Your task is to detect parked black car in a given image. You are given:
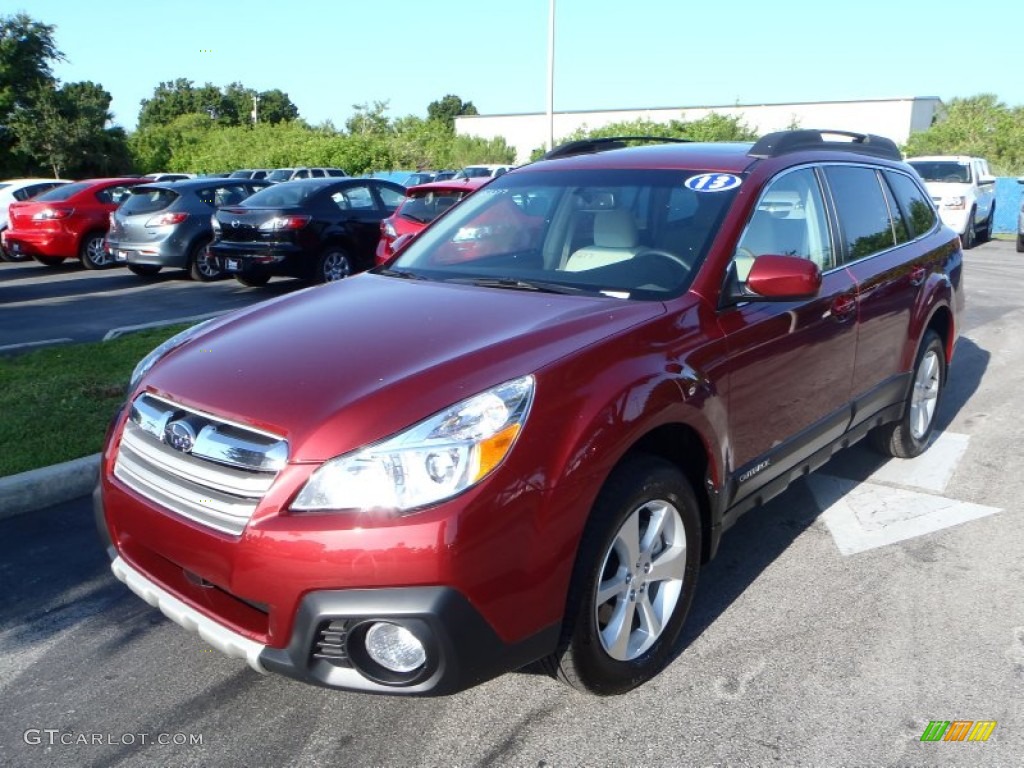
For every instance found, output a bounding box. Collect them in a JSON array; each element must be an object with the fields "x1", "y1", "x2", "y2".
[
  {"x1": 108, "y1": 178, "x2": 270, "y2": 280},
  {"x1": 209, "y1": 178, "x2": 406, "y2": 286}
]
